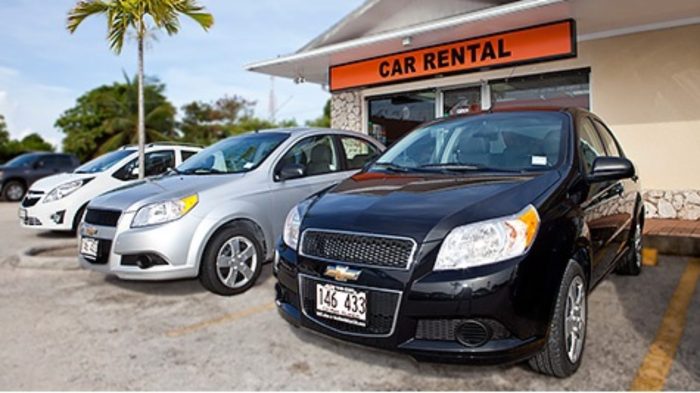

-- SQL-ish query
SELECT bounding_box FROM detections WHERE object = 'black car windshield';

[75,150,134,173]
[373,112,568,174]
[4,153,40,168]
[177,132,289,175]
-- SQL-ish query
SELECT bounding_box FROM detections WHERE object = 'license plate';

[80,237,99,259]
[316,283,367,326]
[18,208,27,220]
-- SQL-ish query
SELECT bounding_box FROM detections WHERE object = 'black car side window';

[579,118,606,173]
[592,119,621,157]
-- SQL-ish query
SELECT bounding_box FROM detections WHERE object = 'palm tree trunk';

[137,18,146,180]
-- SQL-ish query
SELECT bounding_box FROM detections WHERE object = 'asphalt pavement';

[0,202,697,390]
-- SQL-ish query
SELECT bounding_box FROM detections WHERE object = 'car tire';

[2,180,26,202]
[528,259,587,378]
[199,221,264,296]
[616,215,643,276]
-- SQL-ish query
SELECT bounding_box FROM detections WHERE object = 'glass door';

[367,90,435,146]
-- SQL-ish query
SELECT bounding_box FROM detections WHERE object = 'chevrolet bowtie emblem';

[324,265,361,282]
[83,225,98,237]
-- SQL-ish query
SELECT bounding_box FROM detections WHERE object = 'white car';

[19,143,202,232]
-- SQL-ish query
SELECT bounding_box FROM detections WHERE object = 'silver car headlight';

[131,194,199,228]
[44,179,90,203]
[434,205,540,271]
[283,199,312,250]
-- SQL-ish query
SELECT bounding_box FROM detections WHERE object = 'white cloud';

[0,66,75,148]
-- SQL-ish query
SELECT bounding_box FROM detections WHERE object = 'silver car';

[78,128,384,295]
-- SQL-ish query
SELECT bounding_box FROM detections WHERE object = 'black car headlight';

[434,205,540,270]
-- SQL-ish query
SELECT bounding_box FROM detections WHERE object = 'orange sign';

[329,20,576,91]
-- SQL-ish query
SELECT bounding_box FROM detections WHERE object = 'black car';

[0,152,80,201]
[275,108,643,377]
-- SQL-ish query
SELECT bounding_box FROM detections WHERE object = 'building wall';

[330,23,700,219]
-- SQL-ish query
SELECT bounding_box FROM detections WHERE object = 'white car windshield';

[373,112,568,174]
[177,132,289,175]
[75,150,134,174]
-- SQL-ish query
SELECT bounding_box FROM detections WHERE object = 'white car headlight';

[44,179,90,203]
[434,205,540,271]
[131,194,199,228]
[283,199,312,250]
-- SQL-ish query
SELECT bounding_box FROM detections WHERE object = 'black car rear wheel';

[199,222,263,296]
[528,259,587,377]
[2,180,25,202]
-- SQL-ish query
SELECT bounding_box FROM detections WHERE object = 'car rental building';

[247,0,700,220]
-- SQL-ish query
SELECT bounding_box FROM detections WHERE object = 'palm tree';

[95,74,177,156]
[67,0,213,178]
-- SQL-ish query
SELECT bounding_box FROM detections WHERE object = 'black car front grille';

[83,239,112,265]
[301,230,415,269]
[300,276,400,336]
[84,208,121,227]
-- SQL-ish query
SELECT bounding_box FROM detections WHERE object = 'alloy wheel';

[6,184,24,201]
[564,275,586,363]
[215,236,258,289]
[634,222,643,268]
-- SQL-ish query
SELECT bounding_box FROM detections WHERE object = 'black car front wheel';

[529,259,588,377]
[2,180,26,202]
[199,222,263,296]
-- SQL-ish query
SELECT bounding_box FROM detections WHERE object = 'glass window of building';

[367,90,435,146]
[490,69,590,110]
[443,85,481,116]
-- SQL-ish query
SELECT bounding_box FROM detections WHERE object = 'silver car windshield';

[177,132,289,175]
[75,150,135,173]
[373,112,567,174]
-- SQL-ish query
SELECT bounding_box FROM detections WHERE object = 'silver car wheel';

[215,236,258,289]
[5,183,24,201]
[564,275,586,363]
[634,221,643,268]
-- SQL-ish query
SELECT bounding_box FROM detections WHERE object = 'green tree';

[55,76,176,162]
[179,96,298,145]
[67,0,213,178]
[0,115,55,163]
[0,115,9,146]
[306,99,331,128]
[18,134,55,152]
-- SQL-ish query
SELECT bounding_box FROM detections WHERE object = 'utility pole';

[269,76,277,124]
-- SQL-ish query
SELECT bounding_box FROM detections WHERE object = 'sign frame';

[329,19,577,92]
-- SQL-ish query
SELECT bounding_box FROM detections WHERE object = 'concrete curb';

[644,235,700,257]
[16,243,80,271]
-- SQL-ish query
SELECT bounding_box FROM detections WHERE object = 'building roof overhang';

[246,0,700,87]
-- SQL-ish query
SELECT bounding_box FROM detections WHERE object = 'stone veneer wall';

[330,90,362,132]
[643,190,700,220]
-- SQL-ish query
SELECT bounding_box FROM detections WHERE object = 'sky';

[0,0,364,149]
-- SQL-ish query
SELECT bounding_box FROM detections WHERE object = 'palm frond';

[66,0,110,33]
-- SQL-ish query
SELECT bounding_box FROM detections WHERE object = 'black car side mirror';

[587,157,635,183]
[277,163,306,181]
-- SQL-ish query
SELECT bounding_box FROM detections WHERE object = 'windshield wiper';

[181,168,227,175]
[419,163,517,173]
[372,162,415,172]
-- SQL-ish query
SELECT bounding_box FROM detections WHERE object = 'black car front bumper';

[274,240,552,365]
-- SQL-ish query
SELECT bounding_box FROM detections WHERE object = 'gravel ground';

[0,202,698,390]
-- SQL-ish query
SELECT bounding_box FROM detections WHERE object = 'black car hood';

[302,170,561,243]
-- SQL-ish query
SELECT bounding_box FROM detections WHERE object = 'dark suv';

[275,108,642,377]
[0,152,80,201]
